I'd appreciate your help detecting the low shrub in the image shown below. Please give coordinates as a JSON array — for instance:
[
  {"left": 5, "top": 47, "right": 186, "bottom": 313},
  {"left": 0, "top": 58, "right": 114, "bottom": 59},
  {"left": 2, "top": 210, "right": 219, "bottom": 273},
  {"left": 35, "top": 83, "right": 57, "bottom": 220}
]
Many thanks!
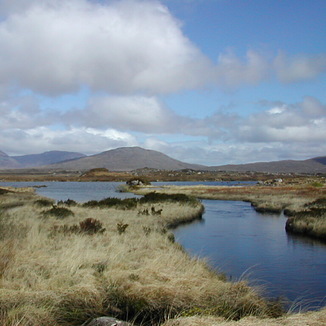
[
  {"left": 83, "top": 197, "right": 138, "bottom": 210},
  {"left": 79, "top": 218, "right": 106, "bottom": 235},
  {"left": 140, "top": 192, "right": 197, "bottom": 205},
  {"left": 43, "top": 206, "right": 74, "bottom": 219},
  {"left": 117, "top": 222, "right": 128, "bottom": 234},
  {"left": 34, "top": 199, "right": 54, "bottom": 207},
  {"left": 57, "top": 199, "right": 78, "bottom": 206},
  {"left": 50, "top": 218, "right": 105, "bottom": 236}
]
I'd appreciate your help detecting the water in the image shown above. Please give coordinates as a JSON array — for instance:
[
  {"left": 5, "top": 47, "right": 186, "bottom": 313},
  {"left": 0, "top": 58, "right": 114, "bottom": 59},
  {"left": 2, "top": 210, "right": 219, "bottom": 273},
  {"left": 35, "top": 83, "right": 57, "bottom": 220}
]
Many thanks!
[
  {"left": 0, "top": 181, "right": 137, "bottom": 202},
  {"left": 1, "top": 181, "right": 325, "bottom": 309},
  {"left": 174, "top": 199, "right": 326, "bottom": 310}
]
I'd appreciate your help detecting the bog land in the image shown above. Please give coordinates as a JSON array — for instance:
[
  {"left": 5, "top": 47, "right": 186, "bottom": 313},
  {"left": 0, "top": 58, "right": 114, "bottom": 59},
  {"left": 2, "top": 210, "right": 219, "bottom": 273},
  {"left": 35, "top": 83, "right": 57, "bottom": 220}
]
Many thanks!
[{"left": 0, "top": 173, "right": 326, "bottom": 325}]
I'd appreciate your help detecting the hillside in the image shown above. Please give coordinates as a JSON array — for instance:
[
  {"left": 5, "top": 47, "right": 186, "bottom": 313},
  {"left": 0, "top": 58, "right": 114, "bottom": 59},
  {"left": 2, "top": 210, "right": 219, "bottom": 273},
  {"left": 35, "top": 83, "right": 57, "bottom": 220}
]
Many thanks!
[
  {"left": 210, "top": 156, "right": 326, "bottom": 174},
  {"left": 1, "top": 147, "right": 325, "bottom": 174},
  {"left": 12, "top": 151, "right": 86, "bottom": 168},
  {"left": 46, "top": 147, "right": 204, "bottom": 171},
  {"left": 0, "top": 151, "right": 20, "bottom": 169}
]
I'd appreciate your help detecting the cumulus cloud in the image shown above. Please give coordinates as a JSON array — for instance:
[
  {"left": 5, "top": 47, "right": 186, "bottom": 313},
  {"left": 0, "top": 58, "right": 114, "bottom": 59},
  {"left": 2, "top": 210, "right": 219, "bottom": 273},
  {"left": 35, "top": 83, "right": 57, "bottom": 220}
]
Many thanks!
[
  {"left": 237, "top": 97, "right": 326, "bottom": 143},
  {"left": 215, "top": 50, "right": 270, "bottom": 88},
  {"left": 274, "top": 51, "right": 326, "bottom": 83},
  {"left": 0, "top": 126, "right": 138, "bottom": 156},
  {"left": 64, "top": 94, "right": 239, "bottom": 138},
  {"left": 69, "top": 95, "right": 189, "bottom": 133},
  {"left": 0, "top": 0, "right": 212, "bottom": 95},
  {"left": 0, "top": 0, "right": 324, "bottom": 99},
  {"left": 0, "top": 93, "right": 58, "bottom": 129}
]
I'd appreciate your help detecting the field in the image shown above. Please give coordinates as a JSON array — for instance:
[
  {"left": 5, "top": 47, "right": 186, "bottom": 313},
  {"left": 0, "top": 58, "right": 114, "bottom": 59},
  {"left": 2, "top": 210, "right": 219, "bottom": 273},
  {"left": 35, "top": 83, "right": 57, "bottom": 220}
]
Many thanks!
[
  {"left": 1, "top": 176, "right": 326, "bottom": 326},
  {"left": 0, "top": 187, "right": 286, "bottom": 326}
]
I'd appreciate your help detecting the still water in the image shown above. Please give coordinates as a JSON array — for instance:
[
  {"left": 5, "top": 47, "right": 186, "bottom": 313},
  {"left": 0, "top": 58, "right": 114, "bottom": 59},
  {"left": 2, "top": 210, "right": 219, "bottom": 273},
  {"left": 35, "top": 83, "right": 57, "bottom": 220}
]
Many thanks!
[
  {"left": 174, "top": 199, "right": 326, "bottom": 309},
  {"left": 1, "top": 181, "right": 325, "bottom": 309}
]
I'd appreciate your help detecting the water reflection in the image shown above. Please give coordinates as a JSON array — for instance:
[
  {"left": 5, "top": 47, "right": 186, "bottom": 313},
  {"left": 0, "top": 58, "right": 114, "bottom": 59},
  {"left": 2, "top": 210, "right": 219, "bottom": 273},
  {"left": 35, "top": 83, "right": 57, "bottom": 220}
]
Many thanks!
[{"left": 173, "top": 199, "right": 326, "bottom": 310}]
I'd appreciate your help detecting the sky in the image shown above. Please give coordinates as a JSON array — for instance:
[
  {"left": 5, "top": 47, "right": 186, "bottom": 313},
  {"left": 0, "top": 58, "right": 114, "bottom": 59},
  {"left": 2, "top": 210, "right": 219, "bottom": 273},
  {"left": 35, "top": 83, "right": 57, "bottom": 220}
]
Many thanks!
[{"left": 0, "top": 0, "right": 325, "bottom": 166}]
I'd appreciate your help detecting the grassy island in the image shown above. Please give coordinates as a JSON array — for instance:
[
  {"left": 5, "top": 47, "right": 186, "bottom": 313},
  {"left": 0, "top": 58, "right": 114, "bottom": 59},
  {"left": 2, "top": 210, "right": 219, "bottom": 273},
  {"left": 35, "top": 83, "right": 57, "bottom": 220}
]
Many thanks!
[{"left": 129, "top": 180, "right": 326, "bottom": 242}]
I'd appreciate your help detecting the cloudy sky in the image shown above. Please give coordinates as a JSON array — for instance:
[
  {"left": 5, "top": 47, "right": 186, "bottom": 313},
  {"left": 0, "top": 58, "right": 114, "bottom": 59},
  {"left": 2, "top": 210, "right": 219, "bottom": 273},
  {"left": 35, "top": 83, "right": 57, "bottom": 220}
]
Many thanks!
[{"left": 0, "top": 0, "right": 325, "bottom": 165}]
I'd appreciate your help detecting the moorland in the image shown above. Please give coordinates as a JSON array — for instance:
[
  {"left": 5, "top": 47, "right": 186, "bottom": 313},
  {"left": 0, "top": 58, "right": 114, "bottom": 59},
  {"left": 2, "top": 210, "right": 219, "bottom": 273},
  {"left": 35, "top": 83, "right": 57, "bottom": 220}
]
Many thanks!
[{"left": 0, "top": 172, "right": 325, "bottom": 325}]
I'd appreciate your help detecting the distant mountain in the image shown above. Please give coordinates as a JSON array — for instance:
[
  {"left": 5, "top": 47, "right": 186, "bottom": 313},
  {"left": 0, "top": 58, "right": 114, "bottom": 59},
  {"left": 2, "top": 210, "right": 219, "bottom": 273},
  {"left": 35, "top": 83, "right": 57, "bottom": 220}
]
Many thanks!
[
  {"left": 210, "top": 156, "right": 326, "bottom": 174},
  {"left": 46, "top": 147, "right": 204, "bottom": 171},
  {"left": 0, "top": 151, "right": 20, "bottom": 169},
  {"left": 12, "top": 151, "right": 86, "bottom": 168},
  {"left": 1, "top": 147, "right": 325, "bottom": 174}
]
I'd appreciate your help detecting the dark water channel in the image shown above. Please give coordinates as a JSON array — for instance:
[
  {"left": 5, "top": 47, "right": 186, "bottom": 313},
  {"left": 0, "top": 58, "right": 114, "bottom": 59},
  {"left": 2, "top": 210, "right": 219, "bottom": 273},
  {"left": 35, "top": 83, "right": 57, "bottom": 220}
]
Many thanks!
[
  {"left": 174, "top": 199, "right": 326, "bottom": 310},
  {"left": 1, "top": 181, "right": 325, "bottom": 310}
]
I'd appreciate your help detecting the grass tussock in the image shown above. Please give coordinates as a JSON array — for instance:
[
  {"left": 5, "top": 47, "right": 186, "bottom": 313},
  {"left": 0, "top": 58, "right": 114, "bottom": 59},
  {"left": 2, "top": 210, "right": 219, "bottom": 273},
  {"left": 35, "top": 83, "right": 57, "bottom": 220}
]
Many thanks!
[
  {"left": 285, "top": 198, "right": 326, "bottom": 241},
  {"left": 0, "top": 189, "right": 285, "bottom": 325}
]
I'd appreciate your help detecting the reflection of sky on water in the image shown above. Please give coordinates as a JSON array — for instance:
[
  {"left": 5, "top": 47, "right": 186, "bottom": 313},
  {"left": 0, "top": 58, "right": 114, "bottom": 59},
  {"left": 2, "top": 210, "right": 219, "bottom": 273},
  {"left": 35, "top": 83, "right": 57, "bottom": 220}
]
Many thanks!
[{"left": 174, "top": 199, "right": 326, "bottom": 310}]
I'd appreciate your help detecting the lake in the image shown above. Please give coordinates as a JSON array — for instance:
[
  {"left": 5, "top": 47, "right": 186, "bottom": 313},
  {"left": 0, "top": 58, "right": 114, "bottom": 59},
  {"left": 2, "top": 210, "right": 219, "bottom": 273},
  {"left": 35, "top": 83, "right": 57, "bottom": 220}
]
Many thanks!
[{"left": 1, "top": 181, "right": 325, "bottom": 310}]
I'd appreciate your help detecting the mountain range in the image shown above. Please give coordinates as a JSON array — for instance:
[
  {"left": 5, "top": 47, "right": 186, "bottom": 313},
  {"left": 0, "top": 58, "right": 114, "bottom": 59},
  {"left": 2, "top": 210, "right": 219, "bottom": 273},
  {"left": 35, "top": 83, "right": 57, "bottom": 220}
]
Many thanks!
[
  {"left": 0, "top": 147, "right": 325, "bottom": 174},
  {"left": 0, "top": 150, "right": 85, "bottom": 169}
]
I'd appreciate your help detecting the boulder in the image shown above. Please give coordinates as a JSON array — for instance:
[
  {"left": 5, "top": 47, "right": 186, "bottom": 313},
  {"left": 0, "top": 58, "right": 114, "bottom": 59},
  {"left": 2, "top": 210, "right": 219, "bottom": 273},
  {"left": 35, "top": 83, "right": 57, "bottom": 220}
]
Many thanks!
[{"left": 126, "top": 179, "right": 144, "bottom": 186}]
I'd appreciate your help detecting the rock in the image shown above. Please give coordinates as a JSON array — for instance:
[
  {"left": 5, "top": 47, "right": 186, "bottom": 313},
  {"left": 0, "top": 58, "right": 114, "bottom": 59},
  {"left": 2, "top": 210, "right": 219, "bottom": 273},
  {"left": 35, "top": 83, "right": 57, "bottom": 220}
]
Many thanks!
[
  {"left": 85, "top": 317, "right": 131, "bottom": 326},
  {"left": 126, "top": 179, "right": 144, "bottom": 186}
]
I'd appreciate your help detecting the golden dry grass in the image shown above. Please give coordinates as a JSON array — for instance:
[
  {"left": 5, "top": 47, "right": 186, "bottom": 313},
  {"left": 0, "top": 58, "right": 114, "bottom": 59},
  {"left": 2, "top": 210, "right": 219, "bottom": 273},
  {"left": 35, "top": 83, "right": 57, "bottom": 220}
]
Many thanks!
[
  {"left": 162, "top": 307, "right": 326, "bottom": 326},
  {"left": 0, "top": 188, "right": 283, "bottom": 326}
]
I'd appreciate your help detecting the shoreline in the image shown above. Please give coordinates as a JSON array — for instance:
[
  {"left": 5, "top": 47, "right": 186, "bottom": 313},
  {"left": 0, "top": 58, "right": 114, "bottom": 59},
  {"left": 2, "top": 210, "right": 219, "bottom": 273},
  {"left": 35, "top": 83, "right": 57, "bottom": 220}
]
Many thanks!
[
  {"left": 1, "top": 185, "right": 325, "bottom": 325},
  {"left": 0, "top": 187, "right": 281, "bottom": 325},
  {"left": 129, "top": 183, "right": 326, "bottom": 242}
]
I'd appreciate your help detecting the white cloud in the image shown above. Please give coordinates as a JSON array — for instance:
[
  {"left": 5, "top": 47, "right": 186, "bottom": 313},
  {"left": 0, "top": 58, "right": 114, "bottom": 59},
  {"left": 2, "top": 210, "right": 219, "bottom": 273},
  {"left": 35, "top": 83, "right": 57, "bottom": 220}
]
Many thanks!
[
  {"left": 64, "top": 94, "right": 240, "bottom": 138},
  {"left": 274, "top": 51, "right": 326, "bottom": 83},
  {"left": 0, "top": 0, "right": 211, "bottom": 95},
  {"left": 0, "top": 1, "right": 324, "bottom": 100},
  {"left": 237, "top": 97, "right": 326, "bottom": 143},
  {"left": 0, "top": 93, "right": 58, "bottom": 129},
  {"left": 215, "top": 50, "right": 270, "bottom": 88},
  {"left": 74, "top": 95, "right": 186, "bottom": 133},
  {"left": 0, "top": 126, "right": 138, "bottom": 156}
]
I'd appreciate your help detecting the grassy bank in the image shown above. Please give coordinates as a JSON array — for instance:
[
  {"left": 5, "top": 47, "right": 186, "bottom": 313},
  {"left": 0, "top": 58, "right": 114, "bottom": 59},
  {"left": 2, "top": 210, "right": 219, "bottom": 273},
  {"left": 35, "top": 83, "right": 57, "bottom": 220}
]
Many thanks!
[
  {"left": 0, "top": 187, "right": 284, "bottom": 326},
  {"left": 162, "top": 308, "right": 326, "bottom": 326},
  {"left": 285, "top": 198, "right": 326, "bottom": 241},
  {"left": 130, "top": 183, "right": 326, "bottom": 241}
]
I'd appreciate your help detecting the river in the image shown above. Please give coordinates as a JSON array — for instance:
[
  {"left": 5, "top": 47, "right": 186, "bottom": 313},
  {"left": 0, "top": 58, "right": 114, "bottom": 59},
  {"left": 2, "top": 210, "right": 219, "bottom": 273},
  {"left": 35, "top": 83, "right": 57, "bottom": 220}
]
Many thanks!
[{"left": 1, "top": 181, "right": 325, "bottom": 310}]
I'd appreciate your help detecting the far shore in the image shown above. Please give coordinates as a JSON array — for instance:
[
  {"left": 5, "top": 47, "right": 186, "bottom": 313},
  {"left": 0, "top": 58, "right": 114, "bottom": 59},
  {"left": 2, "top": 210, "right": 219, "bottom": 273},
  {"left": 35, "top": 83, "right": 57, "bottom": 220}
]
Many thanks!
[{"left": 128, "top": 181, "right": 326, "bottom": 242}]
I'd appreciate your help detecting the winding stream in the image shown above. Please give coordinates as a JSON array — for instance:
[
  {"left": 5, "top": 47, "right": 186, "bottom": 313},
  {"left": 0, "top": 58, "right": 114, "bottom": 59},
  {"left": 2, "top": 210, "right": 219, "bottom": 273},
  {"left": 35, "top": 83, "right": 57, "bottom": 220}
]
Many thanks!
[
  {"left": 174, "top": 199, "right": 326, "bottom": 310},
  {"left": 1, "top": 181, "right": 325, "bottom": 310}
]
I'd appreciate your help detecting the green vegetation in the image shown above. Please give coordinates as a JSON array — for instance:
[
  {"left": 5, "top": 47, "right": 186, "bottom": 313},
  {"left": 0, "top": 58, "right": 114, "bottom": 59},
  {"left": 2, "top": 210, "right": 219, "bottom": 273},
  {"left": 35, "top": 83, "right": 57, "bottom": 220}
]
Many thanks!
[
  {"left": 43, "top": 206, "right": 75, "bottom": 219},
  {"left": 57, "top": 198, "right": 78, "bottom": 206},
  {"left": 82, "top": 197, "right": 138, "bottom": 210},
  {"left": 140, "top": 192, "right": 197, "bottom": 205},
  {"left": 34, "top": 198, "right": 55, "bottom": 207}
]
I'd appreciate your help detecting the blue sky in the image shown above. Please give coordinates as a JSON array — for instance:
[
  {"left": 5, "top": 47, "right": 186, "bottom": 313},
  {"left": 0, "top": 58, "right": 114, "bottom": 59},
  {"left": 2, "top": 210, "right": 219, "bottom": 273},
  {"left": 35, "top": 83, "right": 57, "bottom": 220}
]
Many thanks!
[{"left": 0, "top": 0, "right": 325, "bottom": 165}]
